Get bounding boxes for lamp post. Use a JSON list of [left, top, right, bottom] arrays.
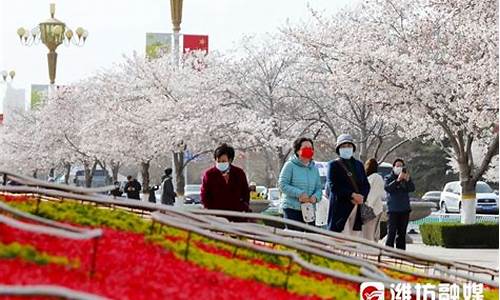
[[170, 0, 183, 68], [1, 70, 15, 83], [17, 3, 88, 87], [169, 0, 184, 203]]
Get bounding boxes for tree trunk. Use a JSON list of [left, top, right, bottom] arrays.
[[33, 169, 38, 179], [173, 151, 185, 195], [64, 163, 71, 184], [359, 127, 368, 163], [83, 162, 92, 188], [84, 160, 98, 188], [458, 159, 476, 224], [48, 168, 55, 178], [111, 161, 121, 182], [141, 161, 150, 194], [263, 150, 275, 188], [277, 147, 288, 173]]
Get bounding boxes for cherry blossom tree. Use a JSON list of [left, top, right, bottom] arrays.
[[349, 0, 498, 223]]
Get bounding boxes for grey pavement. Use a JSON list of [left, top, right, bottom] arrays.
[[402, 233, 499, 270]]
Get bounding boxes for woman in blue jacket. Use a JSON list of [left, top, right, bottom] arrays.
[[278, 137, 323, 229], [385, 158, 415, 250], [327, 134, 370, 236]]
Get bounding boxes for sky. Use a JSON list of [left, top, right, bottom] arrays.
[[0, 0, 355, 92]]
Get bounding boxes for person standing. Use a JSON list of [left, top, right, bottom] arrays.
[[385, 158, 415, 250], [110, 181, 123, 197], [148, 185, 160, 203], [124, 176, 142, 200], [161, 168, 176, 205], [249, 182, 263, 200], [327, 134, 370, 236], [200, 144, 251, 218], [362, 158, 385, 242], [278, 137, 323, 229]]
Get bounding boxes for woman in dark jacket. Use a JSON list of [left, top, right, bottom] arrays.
[[200, 144, 250, 220], [161, 168, 176, 205], [385, 158, 415, 250], [327, 134, 370, 236]]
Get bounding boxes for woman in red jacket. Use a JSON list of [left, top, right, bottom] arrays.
[[200, 144, 251, 218]]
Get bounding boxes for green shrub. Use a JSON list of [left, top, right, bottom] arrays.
[[420, 222, 499, 248]]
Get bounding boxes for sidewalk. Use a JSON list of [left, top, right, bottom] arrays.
[[404, 233, 499, 270]]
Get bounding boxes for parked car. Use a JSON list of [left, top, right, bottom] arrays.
[[440, 181, 499, 214], [421, 191, 441, 209], [184, 184, 202, 205], [73, 169, 109, 188]]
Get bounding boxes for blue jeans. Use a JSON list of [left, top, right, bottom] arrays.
[[283, 208, 314, 230]]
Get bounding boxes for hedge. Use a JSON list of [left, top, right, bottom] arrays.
[[420, 222, 499, 248]]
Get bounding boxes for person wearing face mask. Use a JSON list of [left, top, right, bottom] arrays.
[[200, 143, 251, 217], [278, 137, 323, 229], [327, 134, 370, 236], [384, 158, 415, 250]]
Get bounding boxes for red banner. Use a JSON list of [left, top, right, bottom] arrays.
[[183, 34, 208, 53]]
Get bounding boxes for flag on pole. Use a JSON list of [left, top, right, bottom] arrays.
[[31, 84, 49, 109], [146, 33, 172, 58], [183, 34, 208, 53]]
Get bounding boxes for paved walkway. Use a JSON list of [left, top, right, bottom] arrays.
[[402, 233, 499, 270]]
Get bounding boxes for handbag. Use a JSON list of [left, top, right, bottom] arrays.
[[336, 160, 376, 223], [301, 202, 316, 223]]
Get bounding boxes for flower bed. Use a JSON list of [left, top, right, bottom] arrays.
[[1, 196, 498, 300], [0, 198, 359, 299], [0, 226, 321, 300]]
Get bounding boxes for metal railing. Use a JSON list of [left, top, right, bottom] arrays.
[[0, 285, 109, 300], [0, 198, 103, 275], [0, 170, 497, 288]]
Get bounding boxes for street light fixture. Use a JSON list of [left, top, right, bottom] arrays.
[[1, 70, 15, 82], [170, 0, 183, 67], [17, 3, 88, 85]]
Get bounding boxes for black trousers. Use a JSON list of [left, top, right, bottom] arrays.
[[386, 211, 410, 250]]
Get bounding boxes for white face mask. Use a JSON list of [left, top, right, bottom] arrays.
[[393, 167, 403, 175], [339, 147, 353, 159], [216, 162, 230, 172]]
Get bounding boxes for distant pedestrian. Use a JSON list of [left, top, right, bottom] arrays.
[[249, 182, 263, 200], [327, 134, 370, 236], [124, 176, 141, 200], [110, 181, 123, 197], [160, 168, 176, 205], [362, 158, 385, 242], [200, 143, 251, 219], [385, 158, 415, 250], [148, 185, 159, 203], [278, 137, 323, 230]]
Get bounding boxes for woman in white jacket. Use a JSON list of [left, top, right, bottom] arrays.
[[362, 159, 385, 242]]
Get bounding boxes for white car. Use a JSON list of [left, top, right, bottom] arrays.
[[184, 184, 202, 205], [440, 181, 499, 214]]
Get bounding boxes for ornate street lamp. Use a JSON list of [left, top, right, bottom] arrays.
[[1, 70, 15, 82], [17, 3, 88, 85], [170, 0, 183, 67]]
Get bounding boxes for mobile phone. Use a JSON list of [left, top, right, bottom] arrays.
[[402, 167, 407, 173]]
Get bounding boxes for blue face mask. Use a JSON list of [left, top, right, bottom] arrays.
[[216, 162, 230, 172], [339, 148, 353, 159]]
